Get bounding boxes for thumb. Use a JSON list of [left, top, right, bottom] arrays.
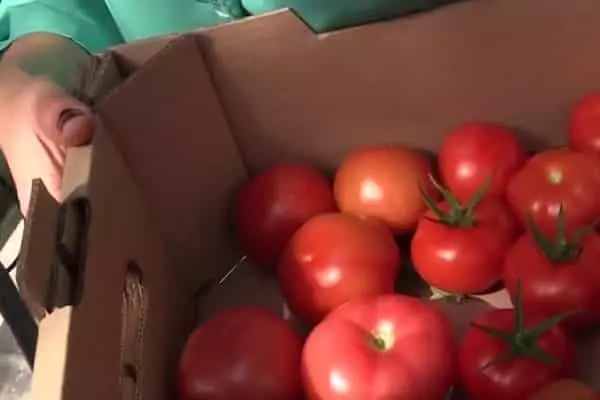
[[34, 86, 94, 147], [58, 107, 94, 146]]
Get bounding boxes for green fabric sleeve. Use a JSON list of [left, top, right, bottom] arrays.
[[0, 0, 124, 53], [0, 1, 124, 218], [242, 0, 467, 33]]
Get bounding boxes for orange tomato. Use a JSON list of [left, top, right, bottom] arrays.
[[334, 145, 438, 233]]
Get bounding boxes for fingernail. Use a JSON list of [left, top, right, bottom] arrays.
[[58, 108, 86, 131]]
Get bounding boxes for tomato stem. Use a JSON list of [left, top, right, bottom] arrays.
[[429, 286, 467, 303], [472, 280, 574, 370], [370, 336, 387, 351], [419, 174, 491, 228], [369, 331, 394, 352], [527, 204, 591, 263]]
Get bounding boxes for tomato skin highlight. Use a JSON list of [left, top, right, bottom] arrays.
[[235, 164, 336, 272], [503, 232, 600, 332], [506, 148, 600, 238], [411, 197, 518, 294], [302, 295, 456, 400], [177, 307, 303, 400], [334, 145, 439, 233], [278, 213, 401, 324], [438, 122, 527, 202], [459, 309, 575, 400], [569, 93, 600, 155]]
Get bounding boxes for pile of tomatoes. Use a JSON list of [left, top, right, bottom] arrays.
[[176, 93, 600, 400]]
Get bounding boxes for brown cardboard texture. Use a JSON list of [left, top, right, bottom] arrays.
[[18, 0, 600, 398]]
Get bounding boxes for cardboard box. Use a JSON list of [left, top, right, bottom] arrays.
[[16, 0, 600, 398]]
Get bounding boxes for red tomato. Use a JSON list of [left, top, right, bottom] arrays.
[[411, 195, 518, 295], [503, 221, 600, 332], [235, 164, 336, 272], [569, 93, 600, 154], [302, 294, 456, 400], [459, 309, 575, 400], [177, 306, 303, 400], [438, 122, 527, 202], [529, 379, 599, 400], [506, 148, 600, 238], [334, 145, 438, 233], [278, 213, 401, 324]]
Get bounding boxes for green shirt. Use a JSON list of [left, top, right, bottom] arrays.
[[0, 0, 464, 53]]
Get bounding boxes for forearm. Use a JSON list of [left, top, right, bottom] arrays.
[[1, 33, 92, 92]]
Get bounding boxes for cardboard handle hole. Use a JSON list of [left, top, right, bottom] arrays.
[[121, 363, 138, 400], [123, 363, 138, 383], [120, 261, 147, 400], [48, 198, 91, 312]]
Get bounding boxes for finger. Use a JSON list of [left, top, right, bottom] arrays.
[[58, 108, 94, 146], [33, 86, 94, 148]]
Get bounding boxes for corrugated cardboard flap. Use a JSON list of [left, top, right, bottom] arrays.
[[25, 32, 253, 400], [26, 121, 196, 400], [97, 35, 248, 290]]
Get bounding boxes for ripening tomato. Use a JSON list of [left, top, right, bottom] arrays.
[[529, 379, 599, 400], [503, 209, 600, 332], [569, 93, 600, 155], [411, 179, 519, 294], [177, 306, 303, 400], [235, 164, 337, 272], [459, 308, 575, 400], [302, 295, 456, 400], [506, 148, 600, 238], [438, 122, 527, 202], [334, 145, 438, 233], [278, 213, 401, 324]]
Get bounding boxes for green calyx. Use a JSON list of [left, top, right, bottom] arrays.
[[419, 174, 491, 228], [528, 204, 591, 263], [472, 281, 575, 370]]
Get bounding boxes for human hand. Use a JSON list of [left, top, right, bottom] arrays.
[[0, 34, 94, 215], [0, 66, 93, 215]]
